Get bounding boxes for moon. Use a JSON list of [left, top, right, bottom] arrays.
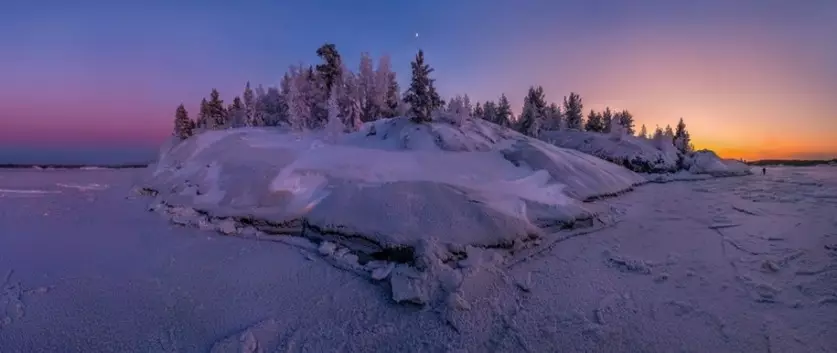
[[415, 32, 419, 38]]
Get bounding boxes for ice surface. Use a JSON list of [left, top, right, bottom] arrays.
[[1, 166, 835, 351]]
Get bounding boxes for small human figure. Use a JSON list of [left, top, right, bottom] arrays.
[[762, 167, 766, 175]]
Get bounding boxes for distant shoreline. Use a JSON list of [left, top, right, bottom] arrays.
[[0, 163, 149, 169], [748, 159, 837, 167]]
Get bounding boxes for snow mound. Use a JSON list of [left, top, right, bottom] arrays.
[[684, 150, 752, 176], [142, 118, 643, 267], [540, 130, 680, 173]]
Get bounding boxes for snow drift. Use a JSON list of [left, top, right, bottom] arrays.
[[143, 118, 644, 261], [540, 130, 680, 173], [684, 150, 752, 176]]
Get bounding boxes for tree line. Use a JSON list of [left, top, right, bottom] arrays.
[[174, 43, 693, 155]]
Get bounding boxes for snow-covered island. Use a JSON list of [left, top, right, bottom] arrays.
[[141, 45, 756, 308]]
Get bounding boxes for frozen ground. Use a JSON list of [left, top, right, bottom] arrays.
[[0, 166, 835, 352]]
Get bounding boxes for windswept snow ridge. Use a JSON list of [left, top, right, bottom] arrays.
[[541, 130, 680, 173]]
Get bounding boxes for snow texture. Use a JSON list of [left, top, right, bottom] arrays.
[[142, 118, 645, 258], [541, 129, 680, 173], [685, 150, 753, 177], [1, 166, 835, 352]]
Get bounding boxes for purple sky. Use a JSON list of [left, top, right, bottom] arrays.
[[1, 0, 835, 164]]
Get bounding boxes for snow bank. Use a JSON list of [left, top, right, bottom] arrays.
[[684, 150, 752, 177], [540, 130, 680, 173], [143, 118, 644, 258]]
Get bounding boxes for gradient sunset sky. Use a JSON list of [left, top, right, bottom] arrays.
[[2, 0, 835, 164]]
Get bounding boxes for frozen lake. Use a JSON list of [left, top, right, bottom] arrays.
[[1, 167, 835, 352]]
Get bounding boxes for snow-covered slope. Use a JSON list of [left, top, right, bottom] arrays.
[[684, 150, 752, 176], [143, 118, 644, 260], [540, 130, 680, 173]]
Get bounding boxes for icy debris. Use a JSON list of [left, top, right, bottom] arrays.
[[603, 250, 652, 275], [390, 264, 430, 305], [318, 241, 336, 256], [209, 318, 281, 353], [217, 219, 237, 235], [334, 247, 350, 258], [371, 262, 395, 281], [762, 260, 781, 273], [653, 272, 670, 283], [514, 271, 533, 292], [446, 291, 471, 311]]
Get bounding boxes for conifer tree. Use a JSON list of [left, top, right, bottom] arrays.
[[196, 98, 210, 129], [616, 110, 636, 135], [545, 103, 561, 130], [483, 101, 497, 123], [473, 102, 484, 120], [496, 94, 513, 127], [376, 55, 400, 119], [403, 50, 442, 123], [228, 96, 246, 128], [585, 110, 605, 132], [173, 104, 194, 140], [243, 82, 255, 126], [316, 43, 343, 95], [563, 92, 583, 130], [673, 118, 692, 155], [358, 53, 378, 122], [338, 68, 364, 130], [639, 124, 648, 139], [518, 86, 545, 137], [602, 107, 614, 132], [207, 89, 227, 129], [664, 124, 674, 139]]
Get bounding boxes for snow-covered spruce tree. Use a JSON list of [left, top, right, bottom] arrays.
[[252, 85, 267, 127], [473, 102, 484, 120], [358, 52, 379, 122], [602, 107, 614, 132], [264, 87, 286, 126], [585, 110, 605, 132], [483, 101, 497, 124], [496, 94, 513, 127], [403, 50, 442, 123], [324, 85, 345, 142], [664, 124, 674, 140], [441, 95, 469, 125], [517, 87, 546, 137], [638, 124, 648, 139], [306, 66, 329, 129], [374, 54, 397, 119], [338, 67, 364, 131], [173, 104, 194, 140], [196, 98, 210, 129], [652, 126, 666, 149], [616, 110, 635, 135], [227, 96, 246, 128], [315, 43, 343, 95], [287, 66, 312, 131], [544, 103, 561, 131], [382, 70, 400, 118], [673, 117, 692, 155], [609, 116, 625, 141], [242, 82, 256, 126], [518, 97, 542, 137], [562, 92, 583, 130], [207, 89, 227, 129]]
